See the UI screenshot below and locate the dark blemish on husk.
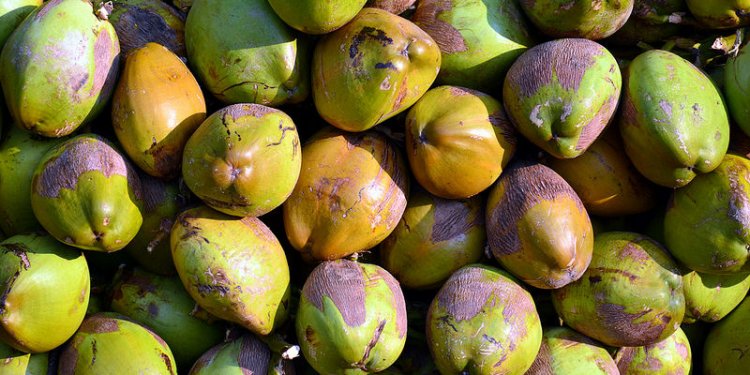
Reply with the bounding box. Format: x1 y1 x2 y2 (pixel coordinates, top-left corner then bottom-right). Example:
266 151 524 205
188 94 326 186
90 339 97 366
487 160 582 257
139 175 169 213
437 266 525 322
267 126 297 147
616 347 637 373
620 96 640 127
412 0 468 53
160 353 174 374
376 268 407 337
0 271 20 315
576 93 618 151
354 320 386 370
111 4 182 57
596 304 668 345
58 343 79 375
35 0 63 20
431 197 482 243
589 275 602 284
92 30 115 96
526 341 553 373
237 335 270 375
3 244 30 270
590 267 639 282
620 242 651 263
727 162 750 226
303 260 367 327
35 136 141 199
375 62 397 70
81 316 120 334
350 27 394 67
490 108 518 146
194 283 230 297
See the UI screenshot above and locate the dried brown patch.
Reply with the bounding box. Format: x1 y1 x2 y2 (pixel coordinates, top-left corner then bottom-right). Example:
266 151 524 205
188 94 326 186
303 260 367 327
413 0 467 53
616 347 637 373
487 160 582 257
35 135 142 199
525 340 552 374
92 30 117 97
431 196 481 243
596 303 668 345
111 4 183 57
376 268 407 338
437 266 494 321
35 0 63 20
80 315 120 334
139 175 169 213
726 160 750 226
237 335 270 375
576 93 617 151
58 340 79 375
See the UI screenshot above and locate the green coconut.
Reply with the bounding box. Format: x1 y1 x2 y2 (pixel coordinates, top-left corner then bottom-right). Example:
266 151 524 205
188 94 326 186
110 266 225 369
30 134 144 252
0 0 120 137
312 7 441 132
0 0 41 49
296 260 407 374
682 270 750 323
189 334 295 375
0 233 89 353
503 38 621 159
519 0 634 40
526 326 618 374
182 104 301 217
0 339 47 374
552 231 685 347
380 187 485 290
427 264 542 374
268 0 366 34
109 0 186 57
0 126 66 236
58 313 176 374
614 327 691 375
686 0 750 28
703 296 750 374
619 49 729 188
170 205 290 336
185 0 308 106
413 0 534 93
664 154 750 274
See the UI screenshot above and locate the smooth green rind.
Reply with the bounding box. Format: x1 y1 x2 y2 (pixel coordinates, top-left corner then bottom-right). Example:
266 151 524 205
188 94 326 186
615 327 691 375
182 104 301 217
0 126 65 236
296 260 407 374
58 313 177 374
527 327 618 374
170 205 290 336
0 0 41 49
703 296 750 375
664 154 750 274
427 264 542 374
312 7 441 132
110 267 225 369
268 0 366 34
30 134 144 252
0 0 120 137
413 0 533 93
682 271 750 323
0 233 89 354
519 0 634 40
185 0 308 106
725 43 750 136
619 49 729 188
552 231 685 347
503 38 621 159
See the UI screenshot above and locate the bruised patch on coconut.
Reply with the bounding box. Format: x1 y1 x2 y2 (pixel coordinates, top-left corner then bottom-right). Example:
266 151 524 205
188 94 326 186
412 0 467 53
596 303 669 345
576 94 618 151
238 335 271 375
349 26 394 68
375 268 407 337
437 266 496 321
35 0 64 20
35 136 136 198
92 30 118 96
487 161 583 257
110 4 183 57
80 316 121 334
431 197 482 243
526 340 552 373
303 260 367 327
